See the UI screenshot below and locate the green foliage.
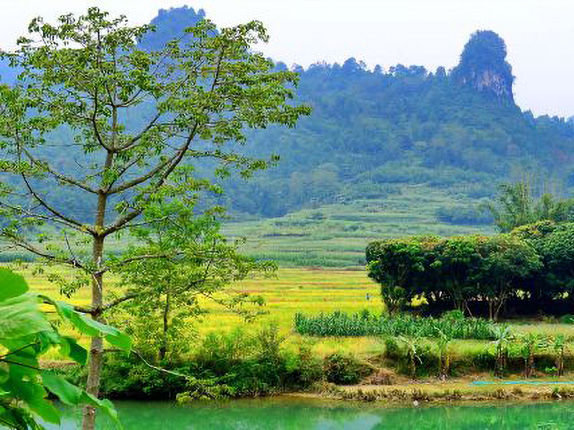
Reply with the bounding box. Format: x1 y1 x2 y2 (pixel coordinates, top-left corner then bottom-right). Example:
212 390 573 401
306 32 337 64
294 311 499 339
323 353 372 385
559 315 574 324
367 232 543 319
486 182 574 232
84 326 324 402
0 268 129 429
552 334 567 377
436 205 493 225
192 325 319 396
516 333 543 378
110 201 272 362
366 237 437 314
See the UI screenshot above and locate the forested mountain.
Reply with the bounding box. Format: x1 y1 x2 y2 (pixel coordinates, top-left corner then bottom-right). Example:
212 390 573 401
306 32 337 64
3 6 574 222
223 28 574 217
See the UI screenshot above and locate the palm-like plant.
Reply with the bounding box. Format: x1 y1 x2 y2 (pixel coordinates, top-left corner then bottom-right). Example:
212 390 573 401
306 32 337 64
518 333 545 378
490 326 512 377
398 335 423 378
552 334 567 377
436 329 453 380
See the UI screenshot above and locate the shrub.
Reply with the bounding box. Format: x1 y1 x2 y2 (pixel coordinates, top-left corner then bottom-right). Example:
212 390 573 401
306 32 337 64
559 314 574 324
323 353 373 385
65 357 192 400
285 342 323 387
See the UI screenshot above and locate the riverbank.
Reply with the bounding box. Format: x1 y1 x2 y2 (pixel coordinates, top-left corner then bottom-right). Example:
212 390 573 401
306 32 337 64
301 376 574 404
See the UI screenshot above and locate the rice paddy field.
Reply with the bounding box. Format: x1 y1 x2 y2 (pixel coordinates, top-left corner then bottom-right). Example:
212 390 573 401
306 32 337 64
13 262 574 362
13 264 385 358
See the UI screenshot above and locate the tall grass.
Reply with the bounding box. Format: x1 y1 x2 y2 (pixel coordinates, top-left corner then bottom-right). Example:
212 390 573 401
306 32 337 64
294 311 500 340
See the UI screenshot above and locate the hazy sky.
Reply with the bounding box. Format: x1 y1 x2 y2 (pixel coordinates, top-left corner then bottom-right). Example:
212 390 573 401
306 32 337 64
0 0 572 117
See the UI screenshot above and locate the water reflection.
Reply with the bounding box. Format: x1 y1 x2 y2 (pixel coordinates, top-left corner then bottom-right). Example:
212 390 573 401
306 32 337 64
43 398 574 430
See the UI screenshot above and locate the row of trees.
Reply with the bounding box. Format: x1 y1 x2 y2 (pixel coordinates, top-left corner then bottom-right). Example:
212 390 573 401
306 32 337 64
366 221 574 320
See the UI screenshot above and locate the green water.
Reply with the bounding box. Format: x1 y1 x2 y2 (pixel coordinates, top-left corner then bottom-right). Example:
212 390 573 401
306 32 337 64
42 398 574 429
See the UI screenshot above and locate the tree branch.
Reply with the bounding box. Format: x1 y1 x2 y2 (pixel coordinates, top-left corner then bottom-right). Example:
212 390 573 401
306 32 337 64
20 174 91 232
19 146 98 194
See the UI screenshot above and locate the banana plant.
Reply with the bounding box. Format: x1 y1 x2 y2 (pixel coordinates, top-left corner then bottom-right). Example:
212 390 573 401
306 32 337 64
0 268 131 429
436 329 453 380
398 335 423 378
490 326 512 377
552 334 567 377
517 333 545 378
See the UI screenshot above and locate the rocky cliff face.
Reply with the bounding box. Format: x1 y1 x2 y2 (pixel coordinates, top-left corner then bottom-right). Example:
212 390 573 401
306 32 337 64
451 30 514 102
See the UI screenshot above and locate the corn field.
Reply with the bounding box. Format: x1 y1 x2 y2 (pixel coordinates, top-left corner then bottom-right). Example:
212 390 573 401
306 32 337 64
293 311 500 340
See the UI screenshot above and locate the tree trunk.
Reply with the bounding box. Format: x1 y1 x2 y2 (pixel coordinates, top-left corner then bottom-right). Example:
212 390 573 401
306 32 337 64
83 170 111 430
159 291 171 361
82 236 105 430
493 299 504 322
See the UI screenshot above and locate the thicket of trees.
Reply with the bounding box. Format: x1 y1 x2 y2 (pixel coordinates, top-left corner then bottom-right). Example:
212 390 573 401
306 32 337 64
486 181 574 232
366 221 574 320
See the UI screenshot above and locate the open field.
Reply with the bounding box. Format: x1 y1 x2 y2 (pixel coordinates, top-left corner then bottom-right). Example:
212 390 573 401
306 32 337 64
14 263 574 361
16 264 383 357
0 184 494 267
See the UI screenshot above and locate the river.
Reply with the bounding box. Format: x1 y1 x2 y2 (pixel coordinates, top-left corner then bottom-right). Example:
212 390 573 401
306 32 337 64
41 397 574 429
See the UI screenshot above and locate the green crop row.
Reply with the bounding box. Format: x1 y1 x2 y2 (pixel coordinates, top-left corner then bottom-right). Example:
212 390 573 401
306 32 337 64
294 310 499 340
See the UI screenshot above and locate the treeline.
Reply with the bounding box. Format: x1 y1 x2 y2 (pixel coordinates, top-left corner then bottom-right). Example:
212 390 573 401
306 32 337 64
366 221 574 319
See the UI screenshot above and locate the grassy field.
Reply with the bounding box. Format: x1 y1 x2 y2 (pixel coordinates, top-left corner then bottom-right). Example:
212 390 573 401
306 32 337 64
15 262 574 362
224 184 494 267
16 264 384 358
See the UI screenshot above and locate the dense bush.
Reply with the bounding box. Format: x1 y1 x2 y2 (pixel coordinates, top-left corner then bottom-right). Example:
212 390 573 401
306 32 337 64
67 326 327 401
323 353 373 385
436 205 493 225
294 310 499 340
366 224 574 319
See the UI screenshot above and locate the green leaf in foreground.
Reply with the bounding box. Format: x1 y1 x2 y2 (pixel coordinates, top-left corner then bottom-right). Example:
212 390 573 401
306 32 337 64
0 268 28 302
48 299 132 352
0 269 129 430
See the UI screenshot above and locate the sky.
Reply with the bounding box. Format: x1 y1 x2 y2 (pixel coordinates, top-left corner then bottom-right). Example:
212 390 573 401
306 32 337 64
0 0 572 117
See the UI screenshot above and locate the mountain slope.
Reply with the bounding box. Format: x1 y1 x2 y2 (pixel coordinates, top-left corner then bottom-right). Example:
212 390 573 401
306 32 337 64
224 36 574 218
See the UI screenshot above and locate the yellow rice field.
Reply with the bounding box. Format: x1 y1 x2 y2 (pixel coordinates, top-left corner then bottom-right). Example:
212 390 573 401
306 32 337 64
14 263 574 360
13 264 384 358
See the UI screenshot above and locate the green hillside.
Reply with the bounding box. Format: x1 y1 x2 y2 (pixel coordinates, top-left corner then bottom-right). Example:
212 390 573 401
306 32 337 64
225 184 494 267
